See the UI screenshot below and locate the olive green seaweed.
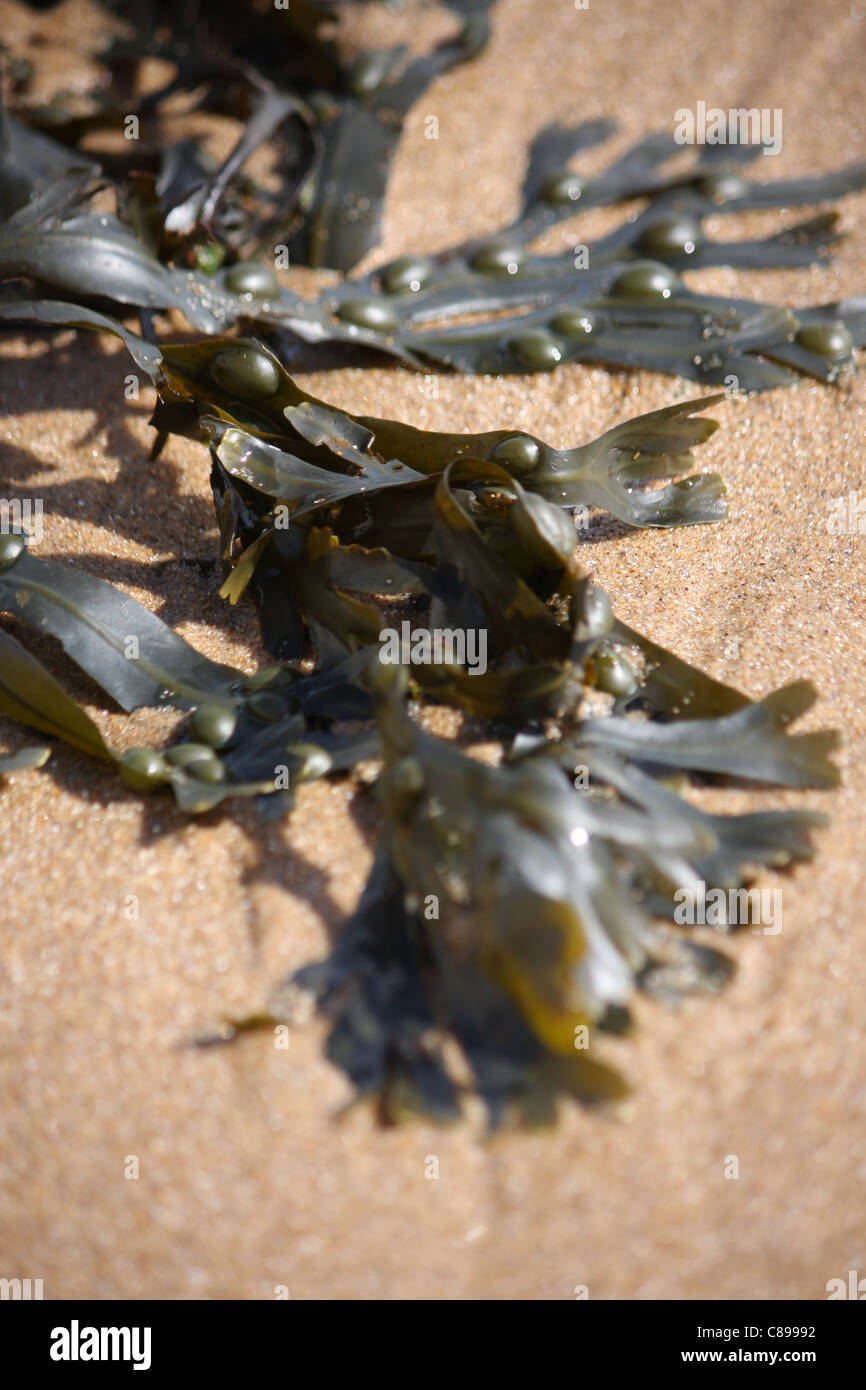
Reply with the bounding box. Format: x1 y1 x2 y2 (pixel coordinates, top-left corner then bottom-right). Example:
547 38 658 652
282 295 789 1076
0 0 849 1126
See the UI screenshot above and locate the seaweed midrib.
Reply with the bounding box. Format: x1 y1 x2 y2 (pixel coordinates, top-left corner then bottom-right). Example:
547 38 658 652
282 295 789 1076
5 570 235 707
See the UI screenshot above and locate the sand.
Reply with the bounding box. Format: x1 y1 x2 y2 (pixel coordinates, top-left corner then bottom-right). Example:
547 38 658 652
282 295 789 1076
0 0 865 1300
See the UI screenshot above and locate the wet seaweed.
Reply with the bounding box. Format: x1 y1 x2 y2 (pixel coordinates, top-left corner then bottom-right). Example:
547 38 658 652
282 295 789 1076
0 1 849 1126
1 3 864 386
0 333 840 1123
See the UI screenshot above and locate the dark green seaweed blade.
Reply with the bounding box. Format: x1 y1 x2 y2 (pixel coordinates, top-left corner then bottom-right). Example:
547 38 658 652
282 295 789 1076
577 681 840 787
0 296 164 375
0 542 241 712
0 91 98 219
431 461 568 662
296 11 492 271
611 616 752 720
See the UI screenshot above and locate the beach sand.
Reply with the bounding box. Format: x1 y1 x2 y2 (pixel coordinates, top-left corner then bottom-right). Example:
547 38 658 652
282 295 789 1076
0 0 864 1299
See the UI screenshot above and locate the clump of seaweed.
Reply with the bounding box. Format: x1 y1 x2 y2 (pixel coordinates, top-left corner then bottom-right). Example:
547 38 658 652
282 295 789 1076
1 0 865 386
0 0 851 1125
0 324 839 1123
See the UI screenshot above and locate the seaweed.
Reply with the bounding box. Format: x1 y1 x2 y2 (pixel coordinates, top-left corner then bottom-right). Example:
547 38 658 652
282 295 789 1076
0 331 840 1121
288 3 496 271
1 6 864 387
1 0 494 273
0 0 850 1126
